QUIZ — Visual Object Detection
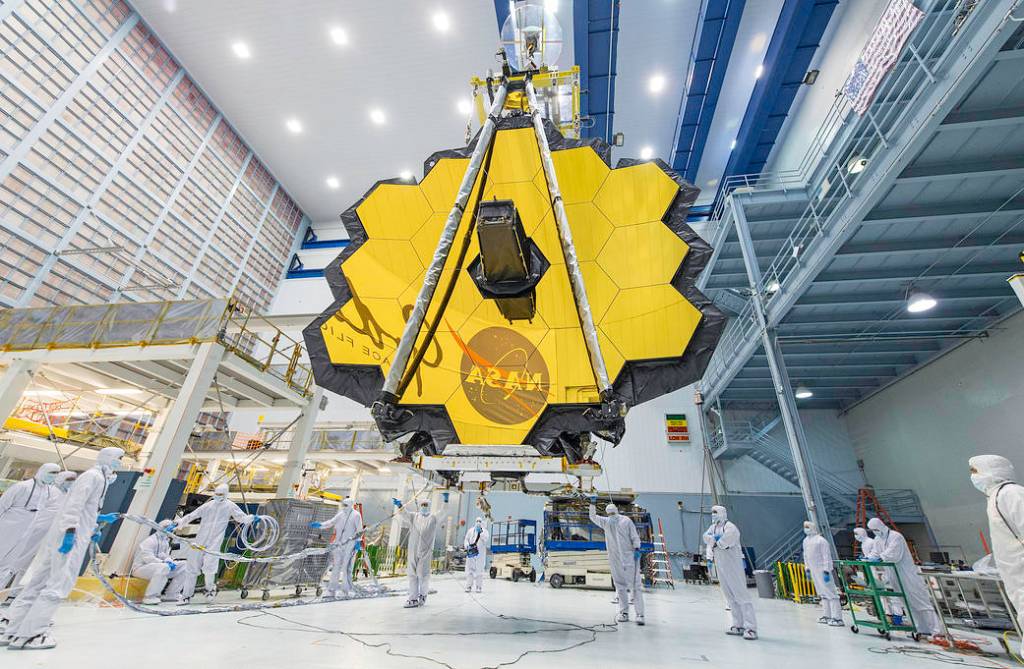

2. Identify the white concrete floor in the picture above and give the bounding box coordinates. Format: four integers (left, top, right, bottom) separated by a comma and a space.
2, 574, 1011, 668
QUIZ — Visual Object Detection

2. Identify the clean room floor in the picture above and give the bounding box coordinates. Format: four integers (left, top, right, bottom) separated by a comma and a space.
2, 574, 1012, 668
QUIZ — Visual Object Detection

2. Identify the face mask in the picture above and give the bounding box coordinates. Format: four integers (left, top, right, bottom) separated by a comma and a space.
803, 525, 815, 535
60, 478, 76, 493
971, 472, 999, 494
40, 471, 58, 485
711, 511, 725, 523
420, 506, 430, 516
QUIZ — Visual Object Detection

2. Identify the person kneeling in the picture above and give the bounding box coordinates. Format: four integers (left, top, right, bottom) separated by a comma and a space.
132, 519, 189, 605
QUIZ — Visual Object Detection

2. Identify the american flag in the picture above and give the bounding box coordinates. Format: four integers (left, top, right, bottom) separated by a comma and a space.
843, 0, 925, 115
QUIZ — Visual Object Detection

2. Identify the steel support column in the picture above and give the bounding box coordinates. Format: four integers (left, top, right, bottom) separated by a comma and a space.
106, 342, 225, 572
731, 199, 834, 549
0, 360, 40, 425
274, 387, 324, 498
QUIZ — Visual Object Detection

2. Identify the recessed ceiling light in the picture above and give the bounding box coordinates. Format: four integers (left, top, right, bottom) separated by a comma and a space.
795, 385, 813, 399
907, 290, 937, 313
639, 146, 654, 160
432, 11, 451, 32
648, 74, 666, 94
329, 26, 349, 46
730, 139, 737, 150
399, 169, 413, 181
706, 178, 719, 187
326, 176, 340, 190
285, 118, 303, 134
456, 98, 473, 115
231, 41, 251, 59
369, 108, 387, 125
754, 64, 764, 79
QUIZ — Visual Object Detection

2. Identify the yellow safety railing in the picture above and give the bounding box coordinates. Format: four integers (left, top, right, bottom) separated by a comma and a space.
0, 297, 314, 399
776, 561, 818, 603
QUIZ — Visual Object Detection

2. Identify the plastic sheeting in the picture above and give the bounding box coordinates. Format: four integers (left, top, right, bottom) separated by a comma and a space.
0, 299, 228, 350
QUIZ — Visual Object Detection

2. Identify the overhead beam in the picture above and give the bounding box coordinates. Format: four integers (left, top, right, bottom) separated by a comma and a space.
814, 262, 1021, 285
939, 104, 1024, 130
895, 156, 1024, 182
863, 202, 1024, 225
835, 233, 1024, 258
794, 287, 1012, 307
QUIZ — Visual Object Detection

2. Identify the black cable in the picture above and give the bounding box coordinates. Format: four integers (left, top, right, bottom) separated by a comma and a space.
867, 645, 1014, 668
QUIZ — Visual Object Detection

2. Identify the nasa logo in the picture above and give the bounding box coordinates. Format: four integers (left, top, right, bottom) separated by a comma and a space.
457, 327, 550, 425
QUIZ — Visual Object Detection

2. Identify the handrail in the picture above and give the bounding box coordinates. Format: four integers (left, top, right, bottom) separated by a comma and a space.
701, 0, 988, 402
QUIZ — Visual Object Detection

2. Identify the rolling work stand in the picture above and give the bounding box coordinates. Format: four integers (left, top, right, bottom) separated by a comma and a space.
836, 559, 921, 641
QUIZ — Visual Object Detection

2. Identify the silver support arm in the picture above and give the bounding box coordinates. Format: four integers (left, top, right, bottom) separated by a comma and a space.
380, 83, 509, 397
524, 80, 612, 393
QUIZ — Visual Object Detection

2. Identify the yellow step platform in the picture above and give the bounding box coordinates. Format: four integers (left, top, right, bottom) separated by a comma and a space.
68, 576, 147, 604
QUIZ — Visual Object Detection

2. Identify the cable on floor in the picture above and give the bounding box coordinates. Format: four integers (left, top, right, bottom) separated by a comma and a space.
868, 645, 1016, 668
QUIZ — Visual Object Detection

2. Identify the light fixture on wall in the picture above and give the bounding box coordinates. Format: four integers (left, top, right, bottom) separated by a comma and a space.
847, 156, 868, 174
794, 385, 813, 399
906, 289, 937, 313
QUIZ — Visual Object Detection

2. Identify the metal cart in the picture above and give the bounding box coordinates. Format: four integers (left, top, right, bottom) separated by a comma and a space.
241, 498, 336, 601
836, 559, 920, 641
489, 519, 537, 582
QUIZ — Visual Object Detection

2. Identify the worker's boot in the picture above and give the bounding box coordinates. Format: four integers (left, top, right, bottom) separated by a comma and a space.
636, 615, 646, 626
10, 632, 56, 650
828, 619, 844, 627
617, 611, 629, 623
204, 587, 217, 603
726, 626, 744, 636
743, 629, 758, 641
403, 598, 419, 608
817, 616, 830, 624
142, 596, 161, 605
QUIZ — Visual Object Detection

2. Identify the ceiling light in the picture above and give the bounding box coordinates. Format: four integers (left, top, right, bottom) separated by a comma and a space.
231, 41, 251, 59
907, 290, 937, 313
378, 466, 392, 474
545, 0, 559, 11
329, 26, 349, 46
456, 98, 473, 115
847, 156, 868, 174
795, 385, 813, 399
399, 169, 413, 181
432, 11, 451, 32
285, 118, 303, 134
96, 388, 143, 395
23, 390, 66, 397
369, 108, 387, 125
754, 64, 764, 79
706, 178, 719, 187
639, 146, 654, 160
648, 74, 666, 94
730, 139, 737, 150
326, 176, 340, 190
765, 279, 781, 295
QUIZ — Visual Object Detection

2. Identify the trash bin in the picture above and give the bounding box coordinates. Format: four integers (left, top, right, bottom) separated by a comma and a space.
754, 570, 775, 599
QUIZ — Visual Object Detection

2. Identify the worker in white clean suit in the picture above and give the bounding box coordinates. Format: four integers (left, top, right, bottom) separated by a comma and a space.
854, 525, 903, 618
704, 505, 757, 640
0, 447, 124, 651
168, 483, 255, 603
0, 464, 62, 591
393, 495, 446, 608
802, 521, 843, 626
463, 517, 489, 593
969, 454, 1024, 654
131, 519, 188, 605
310, 496, 363, 598
867, 517, 942, 637
589, 501, 645, 625
853, 527, 875, 558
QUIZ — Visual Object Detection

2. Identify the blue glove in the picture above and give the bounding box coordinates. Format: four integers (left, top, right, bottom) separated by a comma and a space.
392, 498, 402, 508
309, 521, 323, 529
58, 530, 76, 554
252, 515, 260, 526
96, 513, 119, 524
163, 522, 177, 533
587, 494, 598, 502
91, 528, 103, 542
442, 492, 450, 503
713, 534, 722, 542
634, 549, 642, 561
166, 560, 177, 572
866, 557, 881, 563
823, 571, 831, 583
805, 568, 812, 579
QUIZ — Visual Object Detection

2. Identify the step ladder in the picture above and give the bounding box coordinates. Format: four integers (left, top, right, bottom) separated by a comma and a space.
855, 486, 920, 563
649, 518, 675, 589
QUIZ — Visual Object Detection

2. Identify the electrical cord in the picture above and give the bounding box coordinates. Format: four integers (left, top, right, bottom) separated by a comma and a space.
868, 645, 1016, 668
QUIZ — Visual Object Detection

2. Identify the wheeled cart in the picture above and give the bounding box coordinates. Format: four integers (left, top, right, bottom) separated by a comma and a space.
240, 499, 336, 601
836, 559, 920, 641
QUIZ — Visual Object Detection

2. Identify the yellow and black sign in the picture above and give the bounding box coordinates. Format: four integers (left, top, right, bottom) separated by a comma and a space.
304, 117, 725, 454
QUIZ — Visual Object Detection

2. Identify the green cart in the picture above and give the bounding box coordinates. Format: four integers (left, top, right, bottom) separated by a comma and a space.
836, 559, 921, 641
